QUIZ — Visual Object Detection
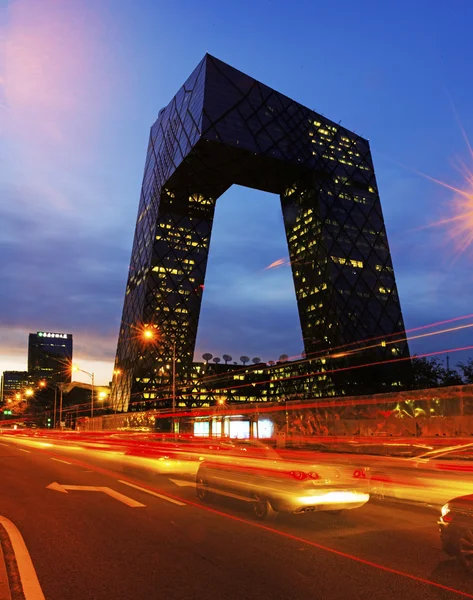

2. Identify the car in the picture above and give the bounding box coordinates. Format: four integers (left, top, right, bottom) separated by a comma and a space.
439, 495, 473, 572
120, 436, 238, 478
195, 439, 370, 520
352, 443, 473, 507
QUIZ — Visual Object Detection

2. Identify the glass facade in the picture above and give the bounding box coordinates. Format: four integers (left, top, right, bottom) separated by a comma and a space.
112, 54, 409, 413
0, 371, 30, 403
28, 332, 73, 384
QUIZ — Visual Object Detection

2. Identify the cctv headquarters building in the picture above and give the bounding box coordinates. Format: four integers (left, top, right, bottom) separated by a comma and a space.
111, 55, 409, 413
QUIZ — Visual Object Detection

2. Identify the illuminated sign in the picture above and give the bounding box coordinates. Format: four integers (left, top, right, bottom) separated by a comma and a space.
37, 332, 69, 339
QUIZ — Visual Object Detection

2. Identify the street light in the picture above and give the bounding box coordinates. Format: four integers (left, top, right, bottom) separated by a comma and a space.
141, 327, 176, 437
72, 365, 95, 421
172, 340, 176, 435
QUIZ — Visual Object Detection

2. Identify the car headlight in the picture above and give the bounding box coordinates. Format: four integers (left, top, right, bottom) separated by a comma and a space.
441, 503, 450, 518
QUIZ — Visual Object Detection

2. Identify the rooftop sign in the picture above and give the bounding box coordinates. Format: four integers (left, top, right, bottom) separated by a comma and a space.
37, 332, 70, 339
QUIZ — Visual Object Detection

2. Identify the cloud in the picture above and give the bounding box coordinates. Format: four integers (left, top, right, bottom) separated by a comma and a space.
2, 1, 106, 151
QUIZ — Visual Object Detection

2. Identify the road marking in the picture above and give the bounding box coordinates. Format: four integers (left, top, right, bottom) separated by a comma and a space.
0, 443, 10, 447
46, 482, 145, 507
118, 480, 186, 506
18, 449, 30, 453
50, 458, 72, 465
0, 515, 46, 600
169, 478, 196, 488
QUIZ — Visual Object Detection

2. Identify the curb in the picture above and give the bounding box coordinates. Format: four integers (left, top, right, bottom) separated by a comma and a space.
0, 518, 44, 600
0, 536, 12, 600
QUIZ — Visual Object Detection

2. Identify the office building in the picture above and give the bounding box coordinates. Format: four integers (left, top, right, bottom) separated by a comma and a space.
28, 331, 73, 384
111, 54, 409, 412
0, 371, 29, 403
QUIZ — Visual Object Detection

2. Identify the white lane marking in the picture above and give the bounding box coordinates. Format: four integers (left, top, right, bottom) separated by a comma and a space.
118, 480, 185, 506
169, 478, 196, 488
18, 449, 31, 453
50, 458, 72, 465
0, 443, 10, 447
0, 515, 46, 600
46, 482, 145, 508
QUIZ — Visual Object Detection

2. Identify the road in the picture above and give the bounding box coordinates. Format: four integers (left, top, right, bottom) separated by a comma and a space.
1, 435, 473, 600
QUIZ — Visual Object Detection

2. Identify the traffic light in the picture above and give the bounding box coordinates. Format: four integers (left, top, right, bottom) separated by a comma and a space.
4, 410, 12, 415
47, 417, 52, 427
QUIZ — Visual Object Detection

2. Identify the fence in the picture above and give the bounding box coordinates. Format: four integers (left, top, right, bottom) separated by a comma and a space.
77, 383, 473, 440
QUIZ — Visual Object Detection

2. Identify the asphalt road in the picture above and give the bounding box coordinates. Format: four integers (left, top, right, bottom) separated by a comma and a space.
1, 436, 473, 600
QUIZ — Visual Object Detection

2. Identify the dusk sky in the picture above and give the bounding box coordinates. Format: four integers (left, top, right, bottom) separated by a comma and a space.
1, 0, 473, 385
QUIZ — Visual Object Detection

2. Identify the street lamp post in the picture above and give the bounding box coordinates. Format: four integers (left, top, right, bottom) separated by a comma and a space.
142, 327, 177, 436
59, 385, 63, 428
54, 386, 57, 429
172, 340, 176, 436
91, 372, 95, 420
72, 366, 95, 426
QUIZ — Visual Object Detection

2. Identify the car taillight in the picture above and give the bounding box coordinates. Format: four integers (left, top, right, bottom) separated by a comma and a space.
290, 470, 308, 480
353, 469, 366, 479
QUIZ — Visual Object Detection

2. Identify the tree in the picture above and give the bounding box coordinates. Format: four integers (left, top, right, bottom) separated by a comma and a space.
458, 358, 473, 384
441, 368, 464, 387
268, 360, 275, 366
409, 357, 447, 389
240, 356, 250, 365
252, 357, 261, 364
202, 353, 213, 364
222, 354, 232, 364
212, 357, 221, 364
279, 354, 289, 363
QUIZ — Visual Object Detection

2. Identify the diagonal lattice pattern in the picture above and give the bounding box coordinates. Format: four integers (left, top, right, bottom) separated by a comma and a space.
111, 55, 409, 413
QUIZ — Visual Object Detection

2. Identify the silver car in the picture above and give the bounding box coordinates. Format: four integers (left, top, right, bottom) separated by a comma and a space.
196, 439, 370, 520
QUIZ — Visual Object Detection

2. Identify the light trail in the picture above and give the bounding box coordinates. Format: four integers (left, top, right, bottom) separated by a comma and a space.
125, 343, 473, 416
5, 435, 473, 598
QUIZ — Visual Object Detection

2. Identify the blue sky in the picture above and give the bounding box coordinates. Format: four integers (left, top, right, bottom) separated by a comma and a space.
1, 0, 473, 384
